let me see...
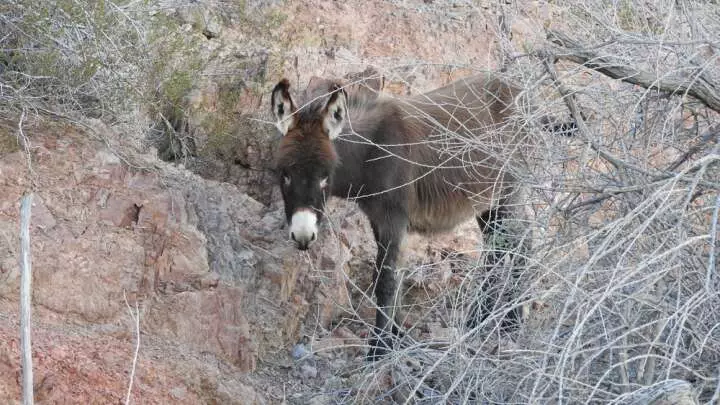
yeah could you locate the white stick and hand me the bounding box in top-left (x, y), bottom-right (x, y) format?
top-left (19, 193), bottom-right (34, 405)
top-left (707, 192), bottom-right (720, 292)
top-left (124, 291), bottom-right (140, 405)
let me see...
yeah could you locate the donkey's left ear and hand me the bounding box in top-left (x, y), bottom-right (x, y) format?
top-left (322, 84), bottom-right (347, 140)
top-left (271, 79), bottom-right (297, 135)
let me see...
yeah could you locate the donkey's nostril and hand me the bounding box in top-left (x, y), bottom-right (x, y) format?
top-left (291, 232), bottom-right (296, 241)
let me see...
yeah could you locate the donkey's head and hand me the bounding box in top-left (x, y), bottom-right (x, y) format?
top-left (271, 79), bottom-right (348, 250)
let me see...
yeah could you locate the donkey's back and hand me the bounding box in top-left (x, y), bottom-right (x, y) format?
top-left (337, 74), bottom-right (524, 234)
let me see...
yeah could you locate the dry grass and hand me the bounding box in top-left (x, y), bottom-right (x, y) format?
top-left (309, 1), bottom-right (720, 404)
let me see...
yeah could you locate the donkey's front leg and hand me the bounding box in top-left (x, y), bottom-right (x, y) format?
top-left (366, 213), bottom-right (407, 361)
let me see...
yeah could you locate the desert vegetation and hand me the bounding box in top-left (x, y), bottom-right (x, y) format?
top-left (1, 0), bottom-right (719, 404)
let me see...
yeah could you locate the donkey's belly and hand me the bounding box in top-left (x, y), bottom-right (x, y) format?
top-left (408, 194), bottom-right (477, 234)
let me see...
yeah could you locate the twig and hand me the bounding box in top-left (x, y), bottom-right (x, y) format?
top-left (16, 109), bottom-right (34, 180)
top-left (667, 127), bottom-right (720, 172)
top-left (617, 379), bottom-right (697, 405)
top-left (710, 365), bottom-right (720, 405)
top-left (541, 54), bottom-right (654, 176)
top-left (707, 192), bottom-right (720, 293)
top-left (546, 30), bottom-right (720, 113)
top-left (123, 291), bottom-right (140, 405)
top-left (19, 193), bottom-right (34, 405)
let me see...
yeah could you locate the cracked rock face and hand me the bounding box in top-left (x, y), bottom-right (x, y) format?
top-left (0, 121), bottom-right (361, 403)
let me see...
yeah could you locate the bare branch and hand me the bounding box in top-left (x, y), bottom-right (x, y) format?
top-left (707, 192), bottom-right (720, 293)
top-left (16, 109), bottom-right (34, 178)
top-left (619, 379), bottom-right (697, 405)
top-left (19, 192), bottom-right (34, 405)
top-left (123, 291), bottom-right (140, 405)
top-left (667, 126), bottom-right (720, 172)
top-left (546, 30), bottom-right (720, 114)
top-left (542, 53), bottom-right (656, 176)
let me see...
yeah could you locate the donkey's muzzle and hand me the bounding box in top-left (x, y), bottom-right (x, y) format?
top-left (291, 230), bottom-right (316, 250)
top-left (289, 209), bottom-right (318, 250)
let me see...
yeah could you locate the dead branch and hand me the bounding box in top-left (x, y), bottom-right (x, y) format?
top-left (708, 192), bottom-right (720, 293)
top-left (546, 30), bottom-right (720, 114)
top-left (541, 53), bottom-right (656, 177)
top-left (667, 126), bottom-right (720, 172)
top-left (19, 193), bottom-right (34, 405)
top-left (542, 50), bottom-right (720, 203)
top-left (618, 379), bottom-right (698, 405)
top-left (123, 291), bottom-right (140, 405)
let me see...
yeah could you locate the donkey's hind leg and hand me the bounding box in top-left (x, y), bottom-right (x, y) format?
top-left (467, 206), bottom-right (525, 330)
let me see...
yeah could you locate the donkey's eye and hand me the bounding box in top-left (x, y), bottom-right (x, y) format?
top-left (283, 175), bottom-right (291, 186)
top-left (319, 177), bottom-right (328, 189)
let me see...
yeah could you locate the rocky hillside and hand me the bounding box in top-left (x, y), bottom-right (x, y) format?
top-left (2, 0), bottom-right (718, 404)
top-left (0, 1), bottom-right (503, 402)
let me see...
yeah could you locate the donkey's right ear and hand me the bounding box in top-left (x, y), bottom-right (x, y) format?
top-left (271, 79), bottom-right (297, 135)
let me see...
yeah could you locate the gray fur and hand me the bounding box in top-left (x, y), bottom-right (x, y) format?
top-left (274, 73), bottom-right (536, 358)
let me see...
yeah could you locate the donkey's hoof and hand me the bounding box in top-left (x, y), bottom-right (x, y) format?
top-left (365, 328), bottom-right (403, 361)
top-left (365, 341), bottom-right (391, 361)
top-left (499, 305), bottom-right (523, 332)
top-left (466, 305), bottom-right (523, 332)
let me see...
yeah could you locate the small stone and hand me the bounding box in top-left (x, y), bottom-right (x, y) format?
top-left (199, 272), bottom-right (220, 289)
top-left (291, 343), bottom-right (309, 360)
top-left (332, 326), bottom-right (357, 340)
top-left (300, 364), bottom-right (318, 380)
top-left (308, 394), bottom-right (332, 405)
top-left (170, 386), bottom-right (187, 400)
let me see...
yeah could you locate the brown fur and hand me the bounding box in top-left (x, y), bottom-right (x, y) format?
top-left (277, 122), bottom-right (338, 168)
top-left (336, 73), bottom-right (524, 233)
top-left (272, 72), bottom-right (534, 358)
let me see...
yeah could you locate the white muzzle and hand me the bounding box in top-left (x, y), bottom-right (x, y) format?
top-left (289, 209), bottom-right (318, 250)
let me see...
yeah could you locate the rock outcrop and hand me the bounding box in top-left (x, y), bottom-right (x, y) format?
top-left (0, 119), bottom-right (361, 402)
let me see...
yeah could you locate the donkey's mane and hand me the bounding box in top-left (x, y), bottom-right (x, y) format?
top-left (298, 82), bottom-right (380, 119)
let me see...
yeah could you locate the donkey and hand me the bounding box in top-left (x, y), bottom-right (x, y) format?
top-left (270, 73), bottom-right (561, 358)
